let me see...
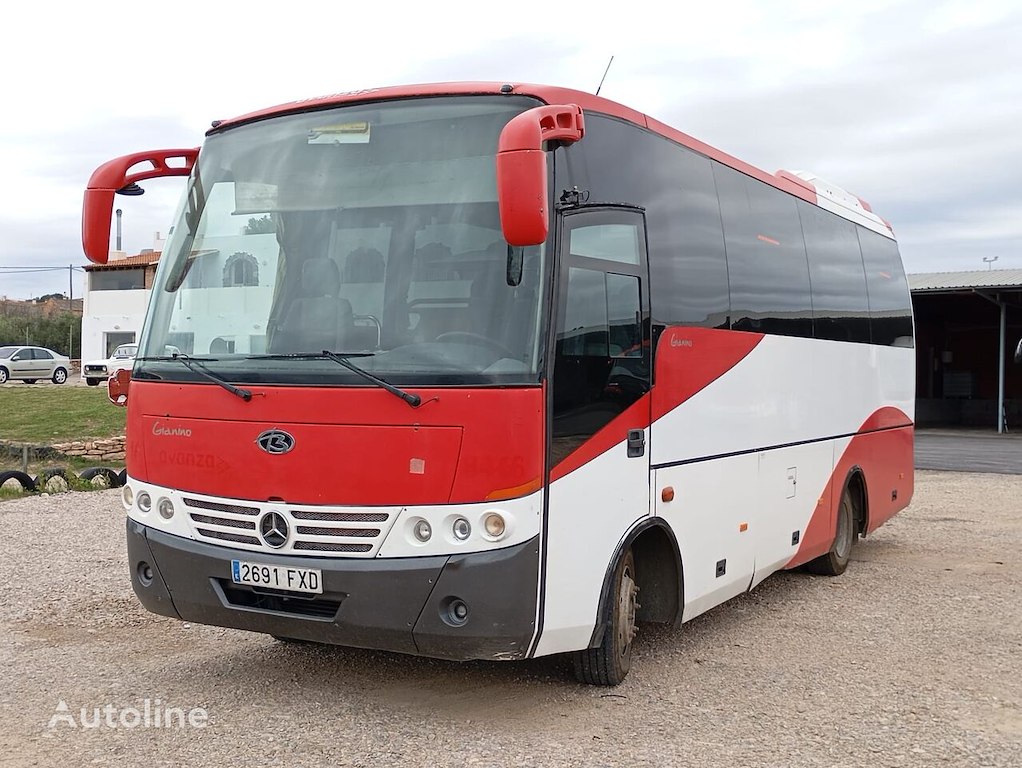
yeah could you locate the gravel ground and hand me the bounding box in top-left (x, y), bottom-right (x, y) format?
top-left (1, 471), bottom-right (1019, 767)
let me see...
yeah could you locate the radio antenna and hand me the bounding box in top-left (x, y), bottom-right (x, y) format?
top-left (595, 55), bottom-right (615, 96)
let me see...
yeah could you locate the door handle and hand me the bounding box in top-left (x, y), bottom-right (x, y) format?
top-left (627, 429), bottom-right (645, 458)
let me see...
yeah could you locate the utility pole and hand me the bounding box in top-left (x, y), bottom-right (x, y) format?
top-left (69, 264), bottom-right (73, 360)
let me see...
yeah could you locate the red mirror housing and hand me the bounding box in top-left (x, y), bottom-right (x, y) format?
top-left (82, 148), bottom-right (199, 264)
top-left (107, 368), bottom-right (130, 407)
top-left (496, 104), bottom-right (584, 246)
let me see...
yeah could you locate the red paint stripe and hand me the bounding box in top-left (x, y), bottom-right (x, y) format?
top-left (787, 411), bottom-right (914, 568)
top-left (550, 327), bottom-right (764, 481)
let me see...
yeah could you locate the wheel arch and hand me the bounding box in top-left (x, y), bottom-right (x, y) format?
top-left (843, 465), bottom-right (869, 537)
top-left (587, 517), bottom-right (684, 649)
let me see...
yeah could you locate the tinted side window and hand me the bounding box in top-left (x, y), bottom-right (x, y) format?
top-left (799, 202), bottom-right (871, 343)
top-left (714, 164), bottom-right (813, 338)
top-left (554, 116), bottom-right (729, 329)
top-left (857, 229), bottom-right (914, 346)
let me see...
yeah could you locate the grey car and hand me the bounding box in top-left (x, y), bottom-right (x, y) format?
top-left (0, 345), bottom-right (71, 384)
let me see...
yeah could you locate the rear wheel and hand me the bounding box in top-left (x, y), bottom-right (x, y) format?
top-left (52, 368), bottom-right (67, 384)
top-left (806, 486), bottom-right (856, 576)
top-left (573, 548), bottom-right (638, 685)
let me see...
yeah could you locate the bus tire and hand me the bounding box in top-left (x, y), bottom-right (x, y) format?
top-left (806, 486), bottom-right (855, 576)
top-left (573, 548), bottom-right (638, 686)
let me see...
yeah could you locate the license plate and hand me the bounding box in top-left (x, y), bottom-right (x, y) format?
top-left (231, 560), bottom-right (323, 594)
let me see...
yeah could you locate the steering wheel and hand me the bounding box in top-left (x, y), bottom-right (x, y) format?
top-left (434, 332), bottom-right (516, 359)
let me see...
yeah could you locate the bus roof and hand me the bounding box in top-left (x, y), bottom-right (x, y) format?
top-left (211, 82), bottom-right (893, 238)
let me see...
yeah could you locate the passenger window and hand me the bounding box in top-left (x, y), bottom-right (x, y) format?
top-left (857, 228), bottom-right (914, 346)
top-left (714, 164), bottom-right (814, 338)
top-left (799, 201), bottom-right (871, 344)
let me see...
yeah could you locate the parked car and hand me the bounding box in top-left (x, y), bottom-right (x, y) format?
top-left (0, 345), bottom-right (71, 384)
top-left (82, 344), bottom-right (139, 386)
top-left (82, 343), bottom-right (180, 386)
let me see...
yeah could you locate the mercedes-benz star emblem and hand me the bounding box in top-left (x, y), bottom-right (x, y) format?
top-left (259, 511), bottom-right (289, 549)
top-left (256, 429), bottom-right (295, 455)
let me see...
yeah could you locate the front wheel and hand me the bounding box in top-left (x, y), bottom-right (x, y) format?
top-left (0, 367), bottom-right (8, 384)
top-left (85, 378), bottom-right (101, 387)
top-left (806, 487), bottom-right (856, 576)
top-left (573, 548), bottom-right (638, 685)
top-left (52, 368), bottom-right (68, 384)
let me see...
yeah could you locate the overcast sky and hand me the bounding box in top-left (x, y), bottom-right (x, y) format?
top-left (1, 0), bottom-right (1019, 299)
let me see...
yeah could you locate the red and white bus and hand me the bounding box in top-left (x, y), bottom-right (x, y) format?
top-left (82, 82), bottom-right (914, 684)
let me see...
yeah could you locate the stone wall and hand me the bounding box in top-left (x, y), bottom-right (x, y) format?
top-left (49, 437), bottom-right (126, 462)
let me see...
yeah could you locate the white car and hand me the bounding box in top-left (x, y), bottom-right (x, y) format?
top-left (82, 344), bottom-right (182, 386)
top-left (82, 344), bottom-right (139, 386)
top-left (0, 345), bottom-right (71, 384)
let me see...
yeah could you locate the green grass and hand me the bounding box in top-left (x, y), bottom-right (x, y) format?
top-left (0, 385), bottom-right (126, 444)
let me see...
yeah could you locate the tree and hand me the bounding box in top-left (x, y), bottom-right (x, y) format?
top-left (243, 215), bottom-right (275, 235)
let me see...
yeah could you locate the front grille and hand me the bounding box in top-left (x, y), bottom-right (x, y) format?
top-left (182, 494), bottom-right (395, 557)
top-left (290, 510), bottom-right (389, 523)
top-left (183, 497), bottom-right (259, 516)
top-left (84, 365), bottom-right (106, 373)
top-left (295, 525), bottom-right (379, 537)
top-left (293, 541), bottom-right (373, 553)
top-left (196, 527), bottom-right (260, 545)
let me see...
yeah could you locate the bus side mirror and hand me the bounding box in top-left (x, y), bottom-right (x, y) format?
top-left (83, 148), bottom-right (198, 264)
top-left (496, 104), bottom-right (584, 247)
top-left (1015, 338), bottom-right (1022, 364)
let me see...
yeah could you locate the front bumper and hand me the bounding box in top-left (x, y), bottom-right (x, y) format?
top-left (127, 519), bottom-right (540, 661)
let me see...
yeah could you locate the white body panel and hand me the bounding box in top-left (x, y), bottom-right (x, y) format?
top-left (651, 335), bottom-right (914, 467)
top-left (533, 427), bottom-right (650, 657)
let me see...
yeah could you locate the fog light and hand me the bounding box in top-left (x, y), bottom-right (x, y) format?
top-left (137, 491), bottom-right (152, 514)
top-left (157, 497), bottom-right (175, 520)
top-left (413, 519), bottom-right (432, 542)
top-left (137, 561), bottom-right (154, 586)
top-left (483, 513), bottom-right (506, 539)
top-left (445, 598), bottom-right (469, 626)
top-left (122, 484), bottom-right (134, 509)
top-left (452, 517), bottom-right (471, 541)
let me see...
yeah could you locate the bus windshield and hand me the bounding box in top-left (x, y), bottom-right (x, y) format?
top-left (137, 95), bottom-right (546, 387)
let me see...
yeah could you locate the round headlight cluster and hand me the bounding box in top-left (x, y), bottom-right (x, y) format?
top-left (413, 519), bottom-right (432, 542)
top-left (137, 491), bottom-right (152, 514)
top-left (452, 517), bottom-right (472, 541)
top-left (122, 484), bottom-right (135, 509)
top-left (157, 497), bottom-right (175, 520)
top-left (484, 513), bottom-right (507, 539)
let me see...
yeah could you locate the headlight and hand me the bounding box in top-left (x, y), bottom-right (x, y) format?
top-left (413, 519), bottom-right (432, 542)
top-left (137, 491), bottom-right (152, 514)
top-left (452, 517), bottom-right (471, 541)
top-left (483, 512), bottom-right (506, 539)
top-left (157, 497), bottom-right (175, 520)
top-left (122, 485), bottom-right (135, 509)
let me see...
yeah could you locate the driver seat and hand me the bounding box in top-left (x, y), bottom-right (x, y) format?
top-left (274, 259), bottom-right (354, 353)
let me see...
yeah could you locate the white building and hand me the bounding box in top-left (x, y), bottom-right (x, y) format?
top-left (80, 224), bottom-right (280, 363)
top-left (80, 249), bottom-right (161, 364)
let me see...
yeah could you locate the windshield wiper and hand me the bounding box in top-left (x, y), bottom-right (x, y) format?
top-left (139, 355), bottom-right (252, 401)
top-left (246, 351), bottom-right (421, 408)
